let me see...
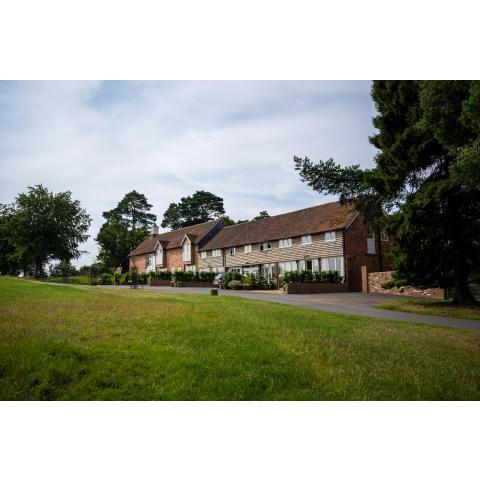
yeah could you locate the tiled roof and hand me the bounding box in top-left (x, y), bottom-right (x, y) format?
top-left (199, 201), bottom-right (357, 251)
top-left (129, 220), bottom-right (220, 256)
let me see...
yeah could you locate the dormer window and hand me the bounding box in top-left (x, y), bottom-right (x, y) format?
top-left (182, 240), bottom-right (191, 262)
top-left (155, 246), bottom-right (163, 266)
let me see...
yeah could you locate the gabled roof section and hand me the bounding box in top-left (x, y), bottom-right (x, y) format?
top-left (199, 201), bottom-right (357, 251)
top-left (129, 219), bottom-right (221, 256)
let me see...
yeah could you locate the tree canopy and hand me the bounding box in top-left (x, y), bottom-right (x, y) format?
top-left (0, 185), bottom-right (91, 276)
top-left (254, 210), bottom-right (270, 220)
top-left (294, 80), bottom-right (480, 303)
top-left (96, 191), bottom-right (157, 272)
top-left (161, 191), bottom-right (225, 230)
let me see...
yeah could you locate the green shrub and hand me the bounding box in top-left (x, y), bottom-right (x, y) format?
top-left (173, 270), bottom-right (194, 283)
top-left (281, 269), bottom-right (343, 286)
top-left (155, 270), bottom-right (172, 281)
top-left (99, 273), bottom-right (112, 285)
top-left (381, 280), bottom-right (395, 289)
top-left (197, 271), bottom-right (215, 283)
top-left (228, 280), bottom-right (243, 290)
top-left (242, 274), bottom-right (253, 287)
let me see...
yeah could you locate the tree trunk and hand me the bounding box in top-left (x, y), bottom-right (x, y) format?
top-left (452, 251), bottom-right (476, 304)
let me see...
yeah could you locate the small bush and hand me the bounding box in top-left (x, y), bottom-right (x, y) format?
top-left (381, 280), bottom-right (395, 289)
top-left (99, 273), bottom-right (112, 285)
top-left (228, 280), bottom-right (243, 290)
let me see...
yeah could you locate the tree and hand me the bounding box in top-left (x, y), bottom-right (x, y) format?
top-left (254, 211), bottom-right (270, 220)
top-left (96, 191), bottom-right (157, 272)
top-left (102, 190), bottom-right (156, 229)
top-left (220, 215), bottom-right (248, 226)
top-left (1, 185), bottom-right (91, 277)
top-left (0, 205), bottom-right (21, 275)
top-left (294, 81), bottom-right (480, 304)
top-left (161, 191), bottom-right (225, 230)
top-left (49, 260), bottom-right (78, 278)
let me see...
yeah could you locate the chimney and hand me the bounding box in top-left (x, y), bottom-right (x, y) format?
top-left (151, 224), bottom-right (159, 236)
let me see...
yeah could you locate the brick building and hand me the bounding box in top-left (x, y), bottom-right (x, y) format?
top-left (129, 201), bottom-right (390, 291)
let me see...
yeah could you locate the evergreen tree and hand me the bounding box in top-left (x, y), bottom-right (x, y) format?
top-left (294, 81), bottom-right (480, 303)
top-left (161, 191), bottom-right (225, 230)
top-left (96, 191), bottom-right (157, 272)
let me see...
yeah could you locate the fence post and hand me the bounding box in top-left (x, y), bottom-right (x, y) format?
top-left (361, 266), bottom-right (369, 293)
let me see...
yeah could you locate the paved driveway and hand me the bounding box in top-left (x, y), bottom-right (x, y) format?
top-left (108, 285), bottom-right (480, 331)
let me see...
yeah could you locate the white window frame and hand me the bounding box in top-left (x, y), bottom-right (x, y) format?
top-left (381, 230), bottom-right (389, 242)
top-left (320, 256), bottom-right (344, 277)
top-left (212, 249), bottom-right (221, 258)
top-left (182, 240), bottom-right (191, 262)
top-left (200, 251), bottom-right (207, 259)
top-left (260, 242), bottom-right (271, 251)
top-left (155, 247), bottom-right (163, 266)
top-left (244, 244), bottom-right (252, 253)
top-left (278, 238), bottom-right (292, 248)
top-left (324, 231), bottom-right (336, 242)
top-left (367, 232), bottom-right (376, 254)
top-left (229, 247), bottom-right (236, 256)
top-left (301, 235), bottom-right (312, 245)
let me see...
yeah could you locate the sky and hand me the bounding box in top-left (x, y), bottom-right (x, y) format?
top-left (0, 81), bottom-right (379, 266)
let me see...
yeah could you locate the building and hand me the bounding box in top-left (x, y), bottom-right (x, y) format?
top-left (129, 201), bottom-right (390, 291)
top-left (128, 219), bottom-right (224, 273)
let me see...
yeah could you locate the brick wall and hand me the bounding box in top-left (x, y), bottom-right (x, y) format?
top-left (344, 214), bottom-right (392, 292)
top-left (166, 247), bottom-right (184, 270)
top-left (365, 270), bottom-right (445, 299)
top-left (284, 283), bottom-right (349, 294)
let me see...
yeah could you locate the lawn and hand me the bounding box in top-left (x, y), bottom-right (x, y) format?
top-left (376, 299), bottom-right (480, 321)
top-left (0, 277), bottom-right (479, 400)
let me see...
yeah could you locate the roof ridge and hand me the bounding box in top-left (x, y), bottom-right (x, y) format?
top-left (217, 200), bottom-right (346, 231)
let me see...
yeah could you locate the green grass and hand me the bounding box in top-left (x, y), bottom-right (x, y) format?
top-left (44, 276), bottom-right (92, 285)
top-left (376, 299), bottom-right (480, 321)
top-left (1, 277), bottom-right (479, 400)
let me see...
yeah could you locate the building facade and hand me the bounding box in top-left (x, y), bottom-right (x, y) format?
top-left (128, 219), bottom-right (225, 273)
top-left (129, 201), bottom-right (391, 291)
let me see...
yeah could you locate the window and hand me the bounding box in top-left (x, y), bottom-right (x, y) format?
top-left (301, 235), bottom-right (312, 245)
top-left (367, 232), bottom-right (376, 254)
top-left (229, 247), bottom-right (236, 256)
top-left (230, 268), bottom-right (242, 273)
top-left (244, 244), bottom-right (252, 253)
top-left (186, 265), bottom-right (196, 272)
top-left (260, 242), bottom-right (271, 251)
top-left (155, 247), bottom-right (163, 266)
top-left (278, 260), bottom-right (298, 274)
top-left (200, 251), bottom-right (207, 259)
top-left (381, 230), bottom-right (389, 242)
top-left (278, 238), bottom-right (292, 248)
top-left (146, 254), bottom-right (155, 272)
top-left (324, 231), bottom-right (336, 242)
top-left (320, 256), bottom-right (344, 277)
top-left (312, 258), bottom-right (319, 271)
top-left (182, 241), bottom-right (191, 262)
top-left (212, 249), bottom-right (221, 257)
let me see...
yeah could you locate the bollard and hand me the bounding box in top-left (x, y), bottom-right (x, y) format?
top-left (211, 289), bottom-right (218, 296)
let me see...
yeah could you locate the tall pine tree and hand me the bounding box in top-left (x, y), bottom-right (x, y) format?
top-left (295, 81), bottom-right (480, 303)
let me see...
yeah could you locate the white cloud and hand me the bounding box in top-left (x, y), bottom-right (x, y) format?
top-left (0, 81), bottom-right (378, 265)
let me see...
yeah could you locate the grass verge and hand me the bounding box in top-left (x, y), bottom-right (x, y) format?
top-left (376, 299), bottom-right (480, 321)
top-left (1, 277), bottom-right (480, 400)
